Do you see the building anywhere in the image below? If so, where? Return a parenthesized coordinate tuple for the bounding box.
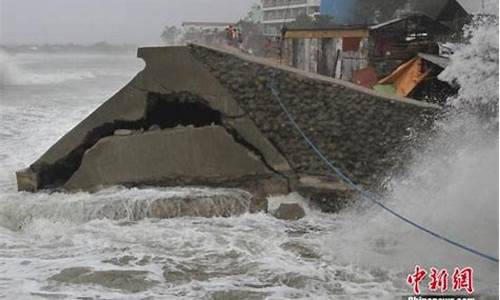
(285, 25, 369, 78)
(261, 0, 321, 36)
(319, 0, 469, 32)
(283, 0, 469, 78)
(283, 13, 460, 104)
(284, 14, 452, 80)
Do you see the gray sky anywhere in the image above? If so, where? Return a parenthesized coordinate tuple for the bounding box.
(0, 0, 484, 45)
(0, 0, 255, 45)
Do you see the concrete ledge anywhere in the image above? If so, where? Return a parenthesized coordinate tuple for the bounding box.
(15, 168, 40, 192)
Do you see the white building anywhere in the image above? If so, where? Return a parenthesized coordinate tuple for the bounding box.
(261, 0, 321, 36)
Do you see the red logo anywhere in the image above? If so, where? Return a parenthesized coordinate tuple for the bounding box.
(406, 266, 474, 295)
(407, 265, 427, 295)
(452, 267, 474, 294)
(429, 268, 449, 293)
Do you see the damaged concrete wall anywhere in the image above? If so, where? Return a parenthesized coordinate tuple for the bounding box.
(16, 44, 438, 212)
(64, 126, 274, 190)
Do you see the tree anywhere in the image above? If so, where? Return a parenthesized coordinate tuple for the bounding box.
(288, 14, 335, 29)
(244, 3, 263, 23)
(314, 15, 336, 27)
(232, 2, 266, 54)
(288, 14, 315, 29)
(350, 0, 409, 24)
(161, 26, 180, 45)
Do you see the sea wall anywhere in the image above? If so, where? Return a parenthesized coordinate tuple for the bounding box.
(16, 44, 439, 212)
(189, 44, 437, 186)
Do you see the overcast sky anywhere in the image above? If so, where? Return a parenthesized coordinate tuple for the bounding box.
(0, 0, 484, 45)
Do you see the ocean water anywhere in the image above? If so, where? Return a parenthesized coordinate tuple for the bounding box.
(0, 20, 498, 300)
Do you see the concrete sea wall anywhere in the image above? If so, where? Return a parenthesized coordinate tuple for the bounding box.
(16, 44, 439, 212)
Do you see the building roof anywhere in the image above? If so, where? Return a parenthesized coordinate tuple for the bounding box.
(409, 0, 468, 21)
(418, 53, 450, 69)
(181, 22, 234, 27)
(285, 26, 370, 39)
(285, 14, 450, 39)
(368, 18, 404, 31)
(287, 24, 371, 32)
(369, 14, 451, 34)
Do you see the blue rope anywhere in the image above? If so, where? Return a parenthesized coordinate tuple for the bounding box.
(268, 81, 499, 264)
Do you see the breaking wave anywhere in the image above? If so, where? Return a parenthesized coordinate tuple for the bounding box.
(0, 50, 95, 86)
(330, 10, 499, 295)
(0, 187, 253, 232)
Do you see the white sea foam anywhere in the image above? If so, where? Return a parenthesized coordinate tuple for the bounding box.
(0, 50, 95, 86)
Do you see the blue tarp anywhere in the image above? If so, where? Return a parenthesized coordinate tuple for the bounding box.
(320, 0, 363, 24)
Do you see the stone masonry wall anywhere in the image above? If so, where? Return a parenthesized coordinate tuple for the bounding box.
(190, 44, 438, 187)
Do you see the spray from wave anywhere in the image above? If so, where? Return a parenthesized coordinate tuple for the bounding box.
(0, 49, 95, 86)
(329, 8, 499, 295)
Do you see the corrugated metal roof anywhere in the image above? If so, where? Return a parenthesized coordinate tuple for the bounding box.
(418, 53, 450, 69)
(368, 14, 451, 32)
(369, 18, 404, 30)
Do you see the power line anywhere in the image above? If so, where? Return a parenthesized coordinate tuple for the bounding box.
(267, 76, 499, 264)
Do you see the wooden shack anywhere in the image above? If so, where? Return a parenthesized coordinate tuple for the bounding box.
(284, 26, 369, 79)
(284, 14, 453, 81)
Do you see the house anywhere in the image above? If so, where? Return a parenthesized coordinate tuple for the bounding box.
(284, 25, 370, 79)
(368, 14, 452, 74)
(284, 14, 451, 80)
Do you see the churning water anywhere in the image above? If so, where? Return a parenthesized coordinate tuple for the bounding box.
(0, 19, 498, 300)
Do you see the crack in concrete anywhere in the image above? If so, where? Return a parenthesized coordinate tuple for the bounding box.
(32, 91, 289, 192)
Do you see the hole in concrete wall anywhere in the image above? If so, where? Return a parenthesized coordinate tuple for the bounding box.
(34, 92, 222, 189)
(145, 92, 222, 128)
